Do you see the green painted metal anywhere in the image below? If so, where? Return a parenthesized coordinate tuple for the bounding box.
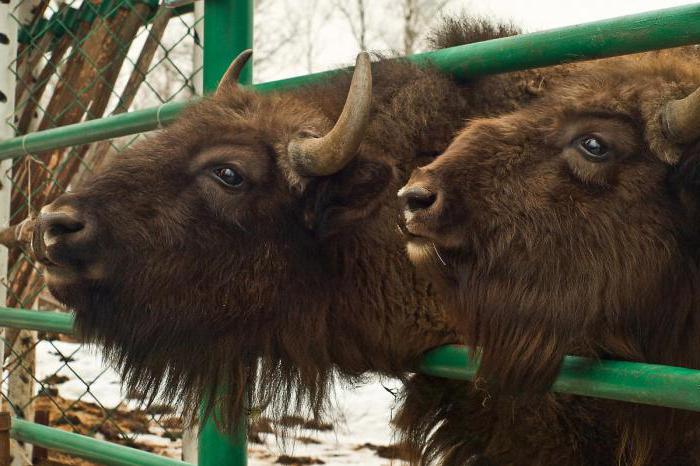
(254, 2, 700, 91)
(198, 0, 251, 464)
(0, 306, 75, 334)
(421, 345, 700, 412)
(11, 418, 189, 466)
(0, 306, 697, 410)
(203, 0, 253, 89)
(5, 3, 700, 159)
(199, 411, 247, 466)
(0, 101, 187, 159)
(163, 0, 197, 9)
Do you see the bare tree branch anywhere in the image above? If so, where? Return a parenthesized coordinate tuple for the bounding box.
(402, 0, 453, 54)
(334, 0, 367, 50)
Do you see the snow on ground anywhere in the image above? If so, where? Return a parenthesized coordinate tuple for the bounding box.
(35, 340, 126, 409)
(248, 381, 408, 466)
(34, 340, 409, 465)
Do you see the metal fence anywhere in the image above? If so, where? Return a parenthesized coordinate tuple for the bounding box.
(0, 1, 700, 466)
(1, 0, 202, 463)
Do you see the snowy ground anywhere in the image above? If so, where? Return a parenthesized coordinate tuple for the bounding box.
(247, 381, 408, 466)
(33, 340, 409, 465)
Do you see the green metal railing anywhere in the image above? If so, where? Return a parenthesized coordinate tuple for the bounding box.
(0, 308, 698, 414)
(421, 346, 700, 412)
(3, 2, 700, 465)
(3, 3, 700, 160)
(12, 418, 190, 466)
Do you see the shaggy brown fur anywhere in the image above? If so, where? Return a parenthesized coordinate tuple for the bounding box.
(32, 18, 559, 432)
(397, 48, 700, 465)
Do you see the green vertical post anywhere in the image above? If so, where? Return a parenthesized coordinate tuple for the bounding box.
(199, 0, 252, 464)
(198, 410, 247, 466)
(203, 0, 253, 89)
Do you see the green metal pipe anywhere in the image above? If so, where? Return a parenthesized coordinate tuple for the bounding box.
(198, 0, 251, 464)
(4, 3, 700, 159)
(199, 410, 247, 466)
(0, 306, 75, 334)
(0, 306, 697, 410)
(0, 101, 187, 160)
(11, 418, 189, 466)
(420, 345, 700, 412)
(203, 0, 252, 88)
(257, 1, 700, 91)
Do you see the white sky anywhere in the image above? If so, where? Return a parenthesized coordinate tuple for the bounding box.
(449, 0, 694, 30)
(253, 0, 696, 83)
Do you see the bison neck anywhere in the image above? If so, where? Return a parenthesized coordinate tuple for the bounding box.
(319, 219, 456, 376)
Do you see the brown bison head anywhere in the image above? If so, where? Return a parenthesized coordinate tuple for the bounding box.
(18, 51, 463, 427)
(400, 50, 700, 392)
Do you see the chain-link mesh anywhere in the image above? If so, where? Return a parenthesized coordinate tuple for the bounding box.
(2, 0, 202, 463)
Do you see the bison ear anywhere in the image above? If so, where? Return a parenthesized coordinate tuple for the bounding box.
(303, 157, 394, 239)
(669, 140, 700, 221)
(673, 140, 700, 188)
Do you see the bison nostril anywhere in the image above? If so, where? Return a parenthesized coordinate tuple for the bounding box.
(41, 212, 85, 243)
(398, 186, 436, 213)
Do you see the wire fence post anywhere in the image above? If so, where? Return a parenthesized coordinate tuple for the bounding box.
(3, 0, 204, 462)
(0, 0, 19, 375)
(198, 0, 252, 464)
(0, 1, 25, 464)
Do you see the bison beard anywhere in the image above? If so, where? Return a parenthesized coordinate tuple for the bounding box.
(396, 49, 700, 465)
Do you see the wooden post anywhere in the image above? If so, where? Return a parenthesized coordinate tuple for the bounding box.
(31, 410, 47, 464)
(0, 413, 12, 466)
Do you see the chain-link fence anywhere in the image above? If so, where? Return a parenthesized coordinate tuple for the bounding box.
(2, 0, 201, 463)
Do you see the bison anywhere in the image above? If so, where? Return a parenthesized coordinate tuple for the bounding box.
(397, 48, 700, 465)
(5, 19, 549, 434)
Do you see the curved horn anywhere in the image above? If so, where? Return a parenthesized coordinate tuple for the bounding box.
(215, 49, 253, 95)
(288, 52, 372, 177)
(662, 86, 700, 143)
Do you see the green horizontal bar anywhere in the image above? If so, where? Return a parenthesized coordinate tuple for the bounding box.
(0, 101, 188, 159)
(420, 345, 700, 412)
(163, 0, 197, 8)
(11, 418, 188, 466)
(3, 2, 700, 159)
(254, 2, 700, 91)
(409, 3, 700, 79)
(0, 306, 75, 334)
(0, 307, 698, 409)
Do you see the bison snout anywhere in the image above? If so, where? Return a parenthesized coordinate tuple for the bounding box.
(398, 185, 436, 214)
(398, 183, 444, 241)
(35, 208, 95, 268)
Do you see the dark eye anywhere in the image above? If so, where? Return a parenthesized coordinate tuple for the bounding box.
(213, 167, 244, 187)
(577, 136, 609, 161)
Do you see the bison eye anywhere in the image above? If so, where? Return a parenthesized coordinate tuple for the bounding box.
(577, 136, 609, 161)
(213, 167, 244, 187)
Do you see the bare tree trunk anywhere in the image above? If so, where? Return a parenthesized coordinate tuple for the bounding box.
(336, 0, 367, 50)
(403, 0, 418, 55)
(403, 0, 452, 55)
(358, 0, 366, 50)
